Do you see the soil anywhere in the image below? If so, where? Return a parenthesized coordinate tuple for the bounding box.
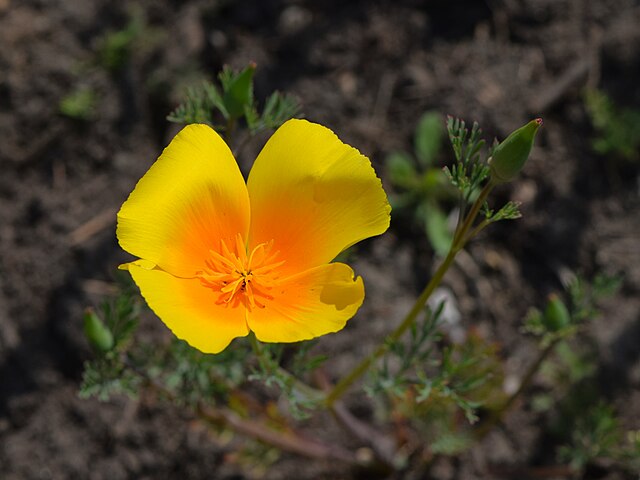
(1, 0, 639, 479)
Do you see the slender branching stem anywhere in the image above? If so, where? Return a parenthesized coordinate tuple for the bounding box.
(197, 404, 358, 463)
(325, 180, 496, 406)
(473, 337, 560, 439)
(463, 218, 491, 244)
(325, 249, 456, 406)
(121, 353, 354, 463)
(451, 180, 494, 249)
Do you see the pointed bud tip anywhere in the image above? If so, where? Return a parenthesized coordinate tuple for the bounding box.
(489, 118, 543, 183)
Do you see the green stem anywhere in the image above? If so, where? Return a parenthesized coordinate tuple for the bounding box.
(326, 248, 457, 406)
(452, 180, 494, 249)
(224, 116, 237, 145)
(325, 181, 495, 406)
(463, 218, 491, 244)
(249, 332, 267, 369)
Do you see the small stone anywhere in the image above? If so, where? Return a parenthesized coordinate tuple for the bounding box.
(428, 287, 465, 343)
(278, 6, 312, 35)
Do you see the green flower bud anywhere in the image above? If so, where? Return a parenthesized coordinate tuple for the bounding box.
(542, 294, 570, 332)
(489, 118, 542, 183)
(84, 309, 114, 352)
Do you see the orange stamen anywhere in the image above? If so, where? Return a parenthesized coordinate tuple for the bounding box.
(199, 234, 285, 311)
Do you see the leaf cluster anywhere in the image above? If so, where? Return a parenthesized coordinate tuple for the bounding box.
(443, 117, 489, 203)
(558, 403, 621, 469)
(481, 200, 522, 222)
(79, 288, 141, 400)
(385, 111, 456, 255)
(248, 340, 326, 420)
(167, 64, 300, 137)
(524, 272, 635, 474)
(584, 88, 640, 162)
(94, 6, 161, 73)
(524, 272, 621, 346)
(369, 303, 504, 431)
(556, 399, 640, 474)
(445, 117, 523, 226)
(59, 87, 98, 121)
(80, 281, 258, 407)
(153, 339, 250, 406)
(97, 17, 141, 72)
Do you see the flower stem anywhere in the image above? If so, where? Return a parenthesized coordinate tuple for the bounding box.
(325, 181, 495, 406)
(451, 180, 494, 249)
(326, 249, 456, 406)
(463, 218, 491, 244)
(224, 116, 237, 145)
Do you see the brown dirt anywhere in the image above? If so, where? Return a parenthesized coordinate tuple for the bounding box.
(1, 0, 639, 479)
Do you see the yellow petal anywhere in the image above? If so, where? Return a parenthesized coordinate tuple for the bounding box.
(117, 124, 250, 278)
(247, 262, 364, 343)
(247, 119, 391, 275)
(127, 261, 249, 353)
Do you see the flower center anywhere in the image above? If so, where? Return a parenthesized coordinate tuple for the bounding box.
(199, 233, 284, 310)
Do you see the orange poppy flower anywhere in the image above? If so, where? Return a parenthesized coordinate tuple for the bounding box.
(116, 119, 390, 353)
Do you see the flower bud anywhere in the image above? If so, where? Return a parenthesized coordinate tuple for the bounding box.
(489, 118, 542, 183)
(84, 309, 114, 352)
(542, 294, 570, 332)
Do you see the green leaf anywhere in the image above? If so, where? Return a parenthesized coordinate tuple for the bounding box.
(522, 307, 545, 336)
(261, 91, 300, 129)
(584, 88, 640, 162)
(431, 432, 472, 455)
(167, 84, 217, 125)
(59, 88, 97, 121)
(203, 82, 228, 118)
(420, 169, 447, 194)
(96, 12, 143, 72)
(423, 205, 453, 256)
(244, 102, 261, 131)
(445, 117, 489, 200)
(386, 151, 417, 188)
(388, 192, 415, 211)
(415, 111, 444, 167)
(222, 63, 256, 119)
(487, 200, 522, 222)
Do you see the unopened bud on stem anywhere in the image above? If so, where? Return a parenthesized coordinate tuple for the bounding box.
(542, 294, 570, 332)
(84, 308, 114, 352)
(489, 118, 542, 183)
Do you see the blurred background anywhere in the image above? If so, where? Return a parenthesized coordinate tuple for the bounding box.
(1, 0, 639, 478)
